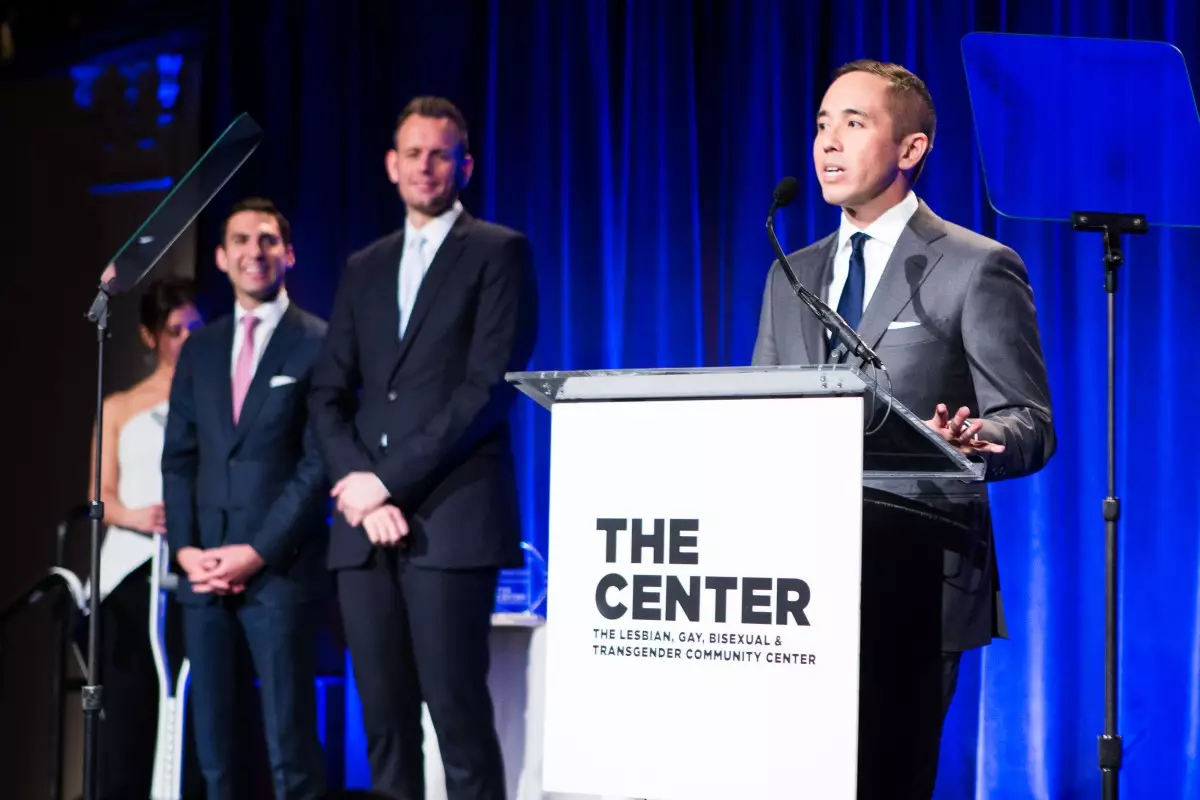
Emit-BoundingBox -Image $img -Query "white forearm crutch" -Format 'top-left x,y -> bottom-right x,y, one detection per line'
148,536 -> 190,800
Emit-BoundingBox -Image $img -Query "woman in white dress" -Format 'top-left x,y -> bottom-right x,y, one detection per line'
89,277 -> 202,799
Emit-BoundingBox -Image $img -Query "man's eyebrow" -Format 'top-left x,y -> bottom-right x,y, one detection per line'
816,108 -> 870,119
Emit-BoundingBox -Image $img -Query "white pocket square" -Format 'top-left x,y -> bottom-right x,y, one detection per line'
269,375 -> 298,388
887,320 -> 921,330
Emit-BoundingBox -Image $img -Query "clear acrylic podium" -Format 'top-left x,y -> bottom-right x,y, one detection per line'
507,364 -> 981,800
509,364 -> 983,481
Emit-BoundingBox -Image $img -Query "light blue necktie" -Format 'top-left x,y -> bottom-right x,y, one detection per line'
398,232 -> 426,338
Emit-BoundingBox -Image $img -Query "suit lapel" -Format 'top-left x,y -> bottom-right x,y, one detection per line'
213,316 -> 237,446
231,304 -> 304,448
366,230 -> 406,362
391,212 -> 473,377
849,200 -> 947,354
803,235 -> 837,365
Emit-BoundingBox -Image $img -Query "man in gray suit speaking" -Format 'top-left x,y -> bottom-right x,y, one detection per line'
752,60 -> 1055,798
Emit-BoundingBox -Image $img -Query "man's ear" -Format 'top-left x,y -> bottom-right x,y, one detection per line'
385,149 -> 401,186
898,132 -> 930,174
459,152 -> 475,189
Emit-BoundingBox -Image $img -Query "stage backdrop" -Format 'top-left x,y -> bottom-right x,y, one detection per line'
197,1 -> 1200,797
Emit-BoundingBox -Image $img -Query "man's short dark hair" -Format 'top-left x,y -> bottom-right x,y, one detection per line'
220,196 -> 292,246
832,59 -> 936,180
395,96 -> 470,154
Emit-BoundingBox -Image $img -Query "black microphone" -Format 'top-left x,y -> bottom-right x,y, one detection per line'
764,177 -> 883,370
769,175 -> 800,217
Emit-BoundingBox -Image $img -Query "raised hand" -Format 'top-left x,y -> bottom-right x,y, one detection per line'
925,403 -> 1006,456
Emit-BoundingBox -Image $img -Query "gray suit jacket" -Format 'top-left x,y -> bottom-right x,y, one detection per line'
752,199 -> 1055,651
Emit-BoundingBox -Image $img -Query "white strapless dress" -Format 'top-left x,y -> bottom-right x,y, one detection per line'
94,400 -> 169,602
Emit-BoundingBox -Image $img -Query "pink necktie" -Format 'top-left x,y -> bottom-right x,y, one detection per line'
232,314 -> 260,423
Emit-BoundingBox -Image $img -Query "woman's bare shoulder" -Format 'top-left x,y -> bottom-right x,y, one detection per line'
105,379 -> 168,429
101,389 -> 131,429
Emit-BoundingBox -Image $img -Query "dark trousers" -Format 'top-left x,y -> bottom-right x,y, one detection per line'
856,497 -> 970,800
338,551 -> 504,800
97,561 -> 203,800
857,646 -> 962,800
183,596 -> 326,800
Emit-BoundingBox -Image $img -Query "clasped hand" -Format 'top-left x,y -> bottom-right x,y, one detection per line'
925,403 -> 1006,456
176,544 -> 264,595
331,472 -> 409,547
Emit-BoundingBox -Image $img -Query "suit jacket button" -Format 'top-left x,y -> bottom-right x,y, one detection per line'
387,390 -> 397,402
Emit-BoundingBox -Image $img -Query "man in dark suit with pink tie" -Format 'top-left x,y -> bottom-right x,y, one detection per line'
163,197 -> 329,799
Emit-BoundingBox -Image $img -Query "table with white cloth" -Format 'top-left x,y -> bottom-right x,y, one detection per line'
343,614 -> 635,800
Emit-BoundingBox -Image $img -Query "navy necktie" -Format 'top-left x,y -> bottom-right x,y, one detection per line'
831,232 -> 869,358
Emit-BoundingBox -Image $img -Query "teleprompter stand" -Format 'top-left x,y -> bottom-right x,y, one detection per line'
1070,210 -> 1148,800
80,278 -> 113,800
962,31 -> 1200,799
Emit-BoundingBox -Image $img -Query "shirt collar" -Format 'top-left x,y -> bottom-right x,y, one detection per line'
405,200 -> 464,252
837,191 -> 919,251
234,286 -> 290,328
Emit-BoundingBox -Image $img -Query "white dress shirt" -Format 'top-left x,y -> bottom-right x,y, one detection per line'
398,200 -> 464,337
825,191 -> 920,313
231,288 -> 290,378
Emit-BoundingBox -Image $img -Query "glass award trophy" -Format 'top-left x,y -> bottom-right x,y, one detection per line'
494,541 -> 548,621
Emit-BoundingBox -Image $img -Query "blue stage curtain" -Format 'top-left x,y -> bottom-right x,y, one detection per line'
202,0 -> 1200,796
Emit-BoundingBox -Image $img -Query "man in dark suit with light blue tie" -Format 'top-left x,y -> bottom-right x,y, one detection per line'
163,197 -> 329,799
753,61 -> 1055,798
309,96 -> 538,800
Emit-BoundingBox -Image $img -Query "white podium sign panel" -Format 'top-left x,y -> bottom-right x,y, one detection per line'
542,395 -> 864,800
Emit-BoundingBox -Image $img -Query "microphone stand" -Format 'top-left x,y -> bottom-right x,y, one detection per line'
764,206 -> 883,371
82,276 -> 116,800
1069,210 -> 1147,800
